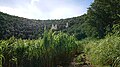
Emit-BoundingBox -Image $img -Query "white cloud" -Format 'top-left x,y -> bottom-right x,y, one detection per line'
50,6 -> 85,19
0,0 -> 43,19
31,0 -> 39,5
0,0 -> 90,20
0,6 -> 23,17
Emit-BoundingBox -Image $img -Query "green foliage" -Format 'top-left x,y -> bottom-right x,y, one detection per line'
1,0 -> 120,40
112,24 -> 120,36
0,30 -> 83,67
0,44 -> 2,67
0,12 -> 80,40
63,14 -> 98,40
84,36 -> 120,66
0,0 -> 120,66
87,0 -> 120,38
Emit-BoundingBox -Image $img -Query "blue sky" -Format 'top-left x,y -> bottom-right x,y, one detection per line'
0,0 -> 94,20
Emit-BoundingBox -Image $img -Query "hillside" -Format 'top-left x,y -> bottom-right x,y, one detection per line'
0,0 -> 120,67
0,0 -> 120,40
0,11 -> 84,39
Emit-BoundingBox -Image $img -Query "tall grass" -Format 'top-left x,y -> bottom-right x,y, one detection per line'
84,36 -> 120,67
0,43 -> 2,67
0,30 -> 83,67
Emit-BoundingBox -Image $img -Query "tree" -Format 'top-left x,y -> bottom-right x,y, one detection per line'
87,0 -> 120,38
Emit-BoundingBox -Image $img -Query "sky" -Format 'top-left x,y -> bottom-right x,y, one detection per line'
0,0 -> 94,20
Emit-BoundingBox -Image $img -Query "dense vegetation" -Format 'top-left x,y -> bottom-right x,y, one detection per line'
0,30 -> 83,67
0,0 -> 120,67
0,12 -> 81,40
85,35 -> 120,67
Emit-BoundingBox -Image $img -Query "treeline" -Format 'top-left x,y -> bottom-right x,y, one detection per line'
64,0 -> 120,39
0,0 -> 120,67
0,0 -> 120,40
0,12 -> 81,39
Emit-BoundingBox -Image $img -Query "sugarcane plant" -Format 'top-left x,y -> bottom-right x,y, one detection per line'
0,30 -> 83,67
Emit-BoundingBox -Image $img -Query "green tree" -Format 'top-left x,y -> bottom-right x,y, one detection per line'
87,0 -> 120,38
